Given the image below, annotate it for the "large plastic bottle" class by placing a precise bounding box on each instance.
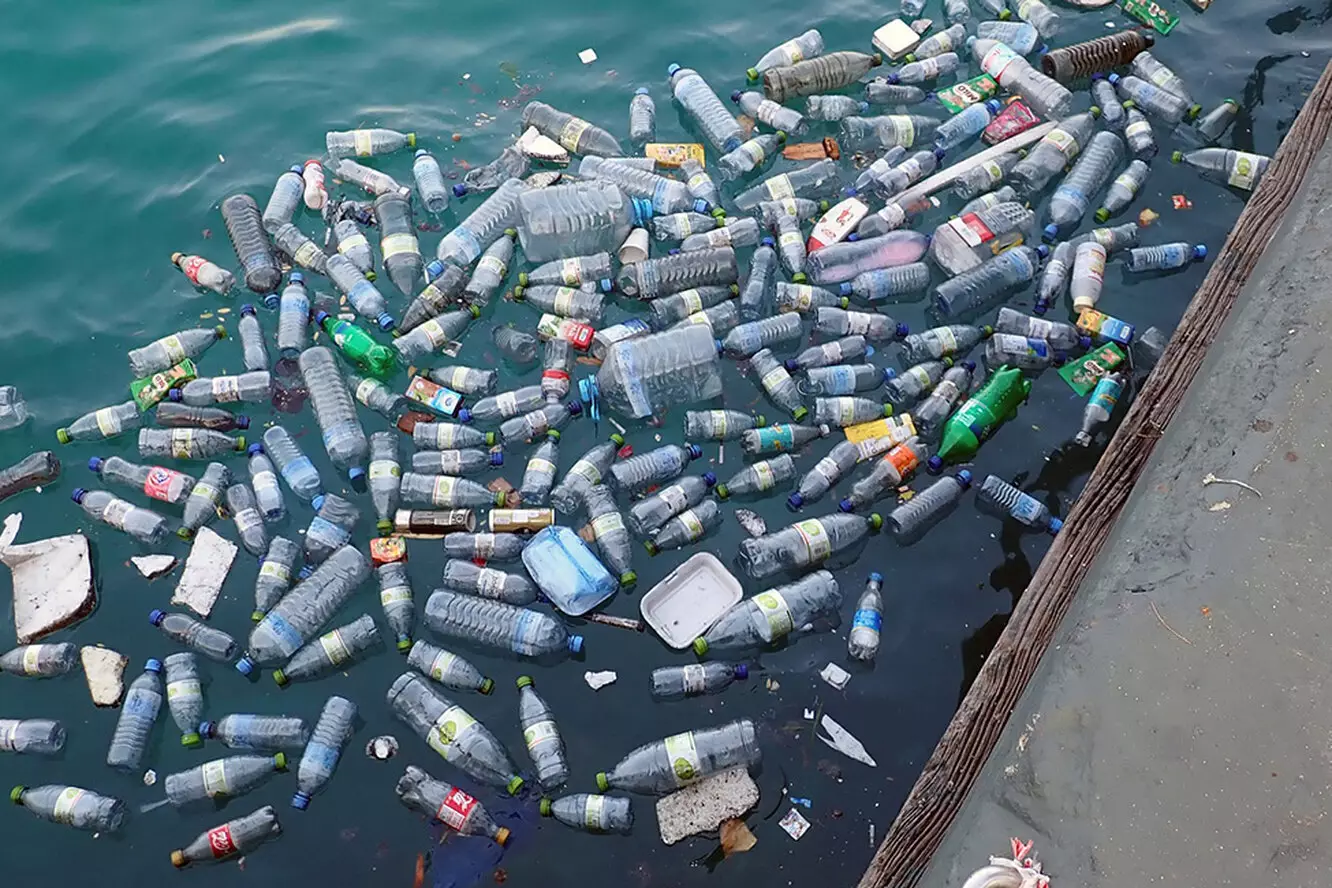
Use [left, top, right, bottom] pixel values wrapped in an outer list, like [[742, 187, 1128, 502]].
[[171, 806, 282, 867], [1111, 73, 1197, 124], [609, 443, 703, 496], [106, 658, 162, 771], [805, 363, 890, 395], [438, 178, 531, 267], [596, 326, 723, 419], [164, 753, 287, 805], [517, 180, 644, 264], [200, 715, 309, 751], [371, 191, 423, 296], [150, 610, 237, 662], [715, 453, 799, 500], [0, 719, 65, 755], [1173, 147, 1271, 192], [667, 64, 744, 153], [934, 246, 1044, 317], [423, 590, 584, 659], [902, 325, 992, 364], [410, 421, 497, 451], [541, 794, 633, 833], [1096, 159, 1151, 222], [842, 118, 941, 155], [11, 784, 126, 832], [442, 560, 537, 605], [407, 639, 494, 694], [395, 765, 511, 844], [1007, 0, 1061, 36], [749, 29, 825, 79], [580, 156, 706, 216], [968, 38, 1072, 120], [386, 672, 524, 793], [734, 159, 841, 212], [577, 486, 634, 586], [616, 247, 739, 299], [128, 327, 227, 378], [298, 347, 368, 483], [71, 488, 168, 544], [788, 438, 887, 510], [596, 719, 760, 793], [651, 286, 736, 327], [521, 101, 622, 156], [155, 403, 249, 432], [171, 371, 271, 407], [694, 575, 842, 651], [732, 90, 808, 135], [888, 470, 972, 543], [236, 545, 370, 675], [87, 456, 194, 507], [1008, 110, 1099, 196], [304, 493, 360, 566], [0, 643, 79, 677], [163, 652, 205, 749], [260, 426, 322, 505], [805, 231, 931, 285], [273, 614, 379, 686], [737, 512, 881, 579], [681, 217, 763, 253], [928, 202, 1035, 276], [762, 52, 883, 103], [221, 194, 281, 294]]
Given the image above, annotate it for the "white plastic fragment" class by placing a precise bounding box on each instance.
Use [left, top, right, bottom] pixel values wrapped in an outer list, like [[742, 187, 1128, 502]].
[[143, 769, 157, 786], [81, 646, 128, 708], [2, 512, 95, 644], [779, 808, 811, 840], [579, 48, 598, 64], [584, 670, 618, 690], [132, 554, 178, 579], [818, 714, 877, 767], [171, 526, 237, 618], [516, 126, 570, 164], [656, 767, 760, 845], [820, 662, 851, 690]]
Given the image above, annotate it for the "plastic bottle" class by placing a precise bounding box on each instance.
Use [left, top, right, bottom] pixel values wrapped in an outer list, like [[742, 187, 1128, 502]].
[[935, 100, 1003, 152], [261, 426, 322, 505], [510, 675, 570, 791], [456, 145, 528, 197], [1125, 243, 1207, 272], [621, 87, 657, 149], [984, 333, 1061, 372], [326, 253, 394, 331], [746, 349, 805, 421], [1070, 241, 1106, 312], [400, 264, 465, 333], [719, 133, 787, 181], [370, 559, 413, 653], [437, 178, 530, 267], [424, 590, 583, 660], [787, 439, 874, 511], [254, 537, 300, 622], [842, 117, 941, 155], [854, 147, 944, 199], [1042, 30, 1152, 82], [128, 327, 226, 378], [236, 545, 370, 674], [595, 718, 759, 793], [580, 156, 705, 216], [549, 434, 625, 514], [737, 513, 881, 579], [0, 643, 78, 677], [1044, 131, 1125, 239], [429, 367, 498, 398], [392, 309, 475, 365], [622, 474, 713, 537], [152, 404, 246, 434], [386, 672, 524, 793], [299, 347, 368, 483], [906, 23, 968, 63], [865, 80, 928, 105], [811, 396, 891, 429], [334, 159, 407, 198], [516, 181, 643, 265], [901, 325, 992, 364], [973, 21, 1038, 53], [643, 498, 720, 554], [411, 449, 500, 477], [398, 474, 505, 510], [651, 662, 748, 700], [347, 374, 403, 421], [71, 488, 168, 544], [395, 765, 511, 843], [803, 363, 885, 395], [106, 658, 162, 771], [729, 92, 807, 138], [597, 326, 724, 419], [1070, 223, 1140, 254], [273, 614, 379, 686], [976, 474, 1062, 533], [1089, 75, 1126, 132], [762, 51, 883, 103], [521, 100, 622, 156], [538, 794, 632, 834], [958, 185, 1020, 217], [172, 252, 235, 296], [171, 371, 271, 408], [887, 53, 960, 86], [333, 218, 374, 276], [1173, 147, 1270, 192], [1196, 99, 1240, 143], [86, 456, 193, 507], [666, 64, 744, 153], [847, 573, 884, 662], [221, 194, 281, 294], [11, 785, 126, 832], [442, 559, 538, 605], [932, 365, 1031, 468], [697, 571, 841, 654], [178, 462, 228, 539], [0, 719, 66, 755], [171, 806, 282, 867], [165, 753, 287, 806], [1095, 159, 1151, 222], [327, 128, 415, 158], [773, 212, 809, 281], [200, 715, 309, 751], [935, 245, 1044, 317], [409, 421, 498, 451], [911, 361, 978, 439], [1008, 110, 1098, 196], [272, 276, 308, 359], [604, 445, 698, 499], [150, 609, 237, 662], [748, 29, 825, 79], [734, 159, 841, 212], [805, 231, 931, 285], [304, 493, 359, 567], [615, 246, 739, 299], [542, 338, 579, 400], [1074, 372, 1126, 446], [260, 165, 303, 235], [1111, 73, 1196, 125], [806, 95, 870, 121], [713, 453, 796, 500], [1122, 104, 1159, 161], [651, 286, 736, 327], [157, 652, 206, 749], [0, 451, 57, 504], [680, 159, 726, 214], [884, 358, 949, 408], [652, 212, 716, 243], [372, 191, 423, 296], [225, 484, 266, 556], [840, 438, 931, 510], [681, 218, 762, 254], [889, 470, 972, 542], [774, 282, 848, 316], [953, 151, 1023, 201], [969, 38, 1071, 119], [499, 401, 581, 446], [928, 203, 1035, 276], [407, 640, 494, 694], [407, 149, 450, 215], [994, 307, 1085, 351], [516, 433, 558, 509], [520, 255, 613, 293], [1128, 50, 1198, 108], [514, 285, 604, 323]]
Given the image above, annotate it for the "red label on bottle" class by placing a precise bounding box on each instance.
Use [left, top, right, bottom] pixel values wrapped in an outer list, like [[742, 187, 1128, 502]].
[[436, 787, 478, 831], [961, 212, 995, 244], [207, 824, 238, 858], [983, 100, 1040, 145], [542, 369, 570, 382], [180, 256, 208, 285], [143, 466, 183, 502]]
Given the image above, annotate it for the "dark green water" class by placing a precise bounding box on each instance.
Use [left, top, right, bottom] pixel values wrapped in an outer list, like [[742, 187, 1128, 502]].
[[0, 1, 1328, 886]]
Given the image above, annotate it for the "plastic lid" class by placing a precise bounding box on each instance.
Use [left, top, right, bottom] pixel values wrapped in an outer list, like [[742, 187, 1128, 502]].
[[956, 469, 974, 487], [567, 634, 585, 654], [691, 637, 709, 656], [792, 272, 807, 284], [702, 471, 718, 487], [240, 303, 256, 317], [731, 88, 744, 101], [457, 408, 473, 423], [291, 791, 311, 810], [171, 850, 187, 869], [985, 99, 1002, 113], [289, 271, 305, 284], [1035, 244, 1050, 260], [609, 432, 625, 446], [596, 772, 611, 792], [245, 442, 263, 458], [786, 492, 804, 511], [539, 798, 553, 816], [517, 272, 530, 286], [896, 322, 911, 339], [148, 609, 166, 626], [87, 456, 104, 473], [516, 675, 534, 689], [869, 571, 884, 583], [1193, 244, 1208, 260], [1078, 335, 1093, 350], [250, 609, 265, 622], [311, 494, 325, 511], [274, 752, 288, 770], [394, 634, 412, 652], [505, 776, 524, 796], [839, 498, 854, 512], [933, 148, 946, 162], [236, 415, 251, 429], [1170, 150, 1184, 163], [1187, 104, 1202, 120], [843, 185, 858, 198], [414, 148, 429, 158], [214, 325, 228, 339], [784, 358, 800, 372], [792, 406, 809, 421], [70, 487, 87, 503], [867, 513, 884, 531], [479, 677, 495, 695], [177, 527, 194, 540], [1094, 207, 1110, 223], [55, 428, 71, 444], [235, 657, 255, 676], [692, 198, 711, 215], [200, 720, 217, 737], [377, 314, 395, 332], [10, 786, 25, 804], [1048, 516, 1064, 534], [599, 278, 613, 293], [635, 86, 651, 96], [546, 430, 561, 442], [714, 484, 730, 500], [166, 389, 183, 402], [181, 732, 202, 748], [567, 400, 583, 417], [145, 658, 163, 673], [644, 540, 660, 556], [687, 443, 702, 459], [314, 309, 331, 325], [1042, 223, 1059, 243], [926, 455, 944, 474], [1108, 73, 1121, 84], [489, 451, 504, 467], [667, 63, 682, 76], [620, 570, 638, 586]]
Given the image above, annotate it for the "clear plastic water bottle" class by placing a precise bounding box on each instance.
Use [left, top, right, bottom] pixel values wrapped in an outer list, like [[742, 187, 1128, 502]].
[[273, 276, 309, 359], [929, 202, 1034, 277], [106, 658, 162, 771], [984, 333, 1059, 372], [737, 512, 881, 579], [429, 366, 498, 397], [680, 158, 726, 211], [805, 363, 889, 395], [852, 146, 944, 199], [1173, 147, 1270, 192], [541, 794, 633, 833], [521, 101, 622, 156], [935, 99, 1002, 152], [334, 158, 407, 198], [302, 493, 358, 568], [407, 639, 494, 694], [443, 559, 538, 604], [847, 572, 884, 661], [261, 164, 304, 235], [161, 652, 205, 748], [651, 662, 748, 700], [865, 80, 928, 105], [1008, 110, 1099, 196], [606, 444, 700, 498], [234, 306, 269, 373], [840, 438, 930, 510], [71, 488, 168, 544], [128, 326, 226, 378], [542, 338, 579, 400], [393, 309, 475, 364], [623, 87, 657, 148], [424, 589, 584, 660], [773, 212, 809, 281], [172, 252, 235, 296], [969, 38, 1072, 119], [748, 29, 825, 79], [291, 696, 356, 810], [668, 64, 744, 153], [625, 474, 715, 538], [812, 396, 892, 428], [806, 95, 870, 121], [254, 537, 300, 622], [681, 217, 762, 254], [179, 462, 229, 540], [912, 362, 978, 440], [616, 246, 739, 299], [299, 347, 368, 483], [326, 252, 394, 331], [399, 474, 506, 509], [889, 470, 972, 543], [1129, 50, 1197, 107], [1085, 74, 1125, 131], [595, 718, 760, 793], [221, 194, 281, 294], [1111, 73, 1197, 124], [1095, 159, 1151, 222], [762, 51, 883, 103], [154, 403, 250, 432], [1122, 103, 1159, 161], [843, 117, 941, 154], [515, 285, 603, 322], [236, 545, 370, 674], [373, 191, 424, 296], [459, 385, 545, 425], [850, 146, 908, 195], [713, 454, 797, 501], [732, 90, 809, 135], [1195, 99, 1239, 143], [580, 485, 635, 584], [718, 133, 787, 181], [171, 371, 271, 407], [906, 23, 968, 63], [224, 483, 267, 556], [150, 609, 237, 662], [935, 245, 1044, 317], [580, 156, 704, 216], [457, 145, 528, 197], [652, 212, 718, 242], [775, 282, 847, 315], [348, 374, 405, 420], [140, 428, 246, 460], [0, 719, 65, 756], [973, 20, 1038, 52], [1007, 0, 1061, 35], [788, 438, 876, 511], [886, 52, 961, 86], [807, 231, 932, 285], [596, 325, 724, 419], [1044, 131, 1125, 238], [327, 128, 415, 158], [958, 184, 1020, 217], [87, 456, 194, 506], [164, 753, 288, 806], [694, 573, 840, 653], [11, 784, 126, 832], [549, 433, 625, 514], [514, 675, 569, 790], [838, 265, 933, 307], [0, 386, 26, 432], [0, 642, 79, 677], [403, 262, 462, 330], [995, 307, 1088, 351], [273, 614, 379, 685], [953, 151, 1023, 201], [498, 400, 581, 446], [749, 348, 807, 420], [262, 426, 322, 504], [1125, 243, 1207, 272], [374, 559, 415, 652], [438, 177, 530, 267], [885, 358, 950, 408], [410, 449, 501, 476], [520, 253, 613, 291], [1071, 223, 1141, 255], [734, 159, 841, 212], [334, 218, 375, 276], [201, 714, 309, 751], [1070, 241, 1106, 312], [395, 765, 512, 843], [408, 149, 450, 215], [519, 433, 560, 507], [976, 474, 1062, 533], [650, 285, 736, 327], [718, 314, 804, 359], [409, 421, 497, 452]]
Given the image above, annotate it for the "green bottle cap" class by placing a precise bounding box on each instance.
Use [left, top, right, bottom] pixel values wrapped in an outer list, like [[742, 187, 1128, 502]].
[[868, 513, 884, 532], [181, 732, 202, 748], [715, 484, 730, 500], [55, 429, 71, 444], [479, 678, 494, 695], [396, 637, 413, 652], [792, 406, 809, 422], [620, 571, 638, 586], [692, 637, 709, 656], [745, 67, 760, 81], [539, 798, 553, 816], [644, 540, 659, 556], [1094, 208, 1110, 223], [595, 772, 610, 792], [516, 675, 533, 689], [506, 776, 525, 796], [10, 786, 26, 804], [214, 326, 228, 340], [250, 609, 265, 623], [272, 669, 288, 687], [273, 752, 288, 770]]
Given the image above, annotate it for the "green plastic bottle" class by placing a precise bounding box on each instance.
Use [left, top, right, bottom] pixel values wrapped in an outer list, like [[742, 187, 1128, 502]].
[[314, 311, 397, 379], [929, 365, 1030, 471]]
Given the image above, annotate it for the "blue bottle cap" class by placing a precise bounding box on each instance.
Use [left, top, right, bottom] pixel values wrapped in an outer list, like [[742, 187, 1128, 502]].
[[240, 303, 257, 317], [144, 658, 163, 674], [87, 457, 104, 473], [148, 609, 165, 625], [457, 408, 473, 424], [167, 389, 183, 402], [311, 494, 325, 512], [786, 492, 804, 511], [263, 293, 280, 309], [896, 322, 911, 338], [761, 236, 774, 247], [847, 232, 861, 242], [843, 185, 859, 198], [933, 148, 946, 162], [376, 313, 395, 332], [235, 657, 254, 676], [1078, 335, 1093, 350], [963, 360, 977, 372], [1108, 72, 1121, 84], [687, 443, 702, 459], [1091, 72, 1105, 82], [784, 358, 800, 372], [926, 455, 944, 475], [425, 259, 445, 281], [1036, 244, 1050, 259], [313, 310, 331, 325], [730, 89, 743, 102], [1048, 516, 1064, 534], [956, 469, 974, 487], [452, 183, 469, 198], [289, 163, 304, 174], [839, 282, 853, 297], [886, 73, 901, 85], [599, 278, 613, 293], [635, 86, 650, 96], [291, 791, 311, 809], [70, 488, 87, 503], [200, 720, 216, 737], [289, 271, 305, 285], [839, 498, 854, 512], [567, 400, 583, 416], [246, 443, 263, 457], [298, 565, 314, 580], [882, 367, 897, 384], [1193, 244, 1208, 260], [985, 99, 1002, 114], [236, 415, 251, 429], [1042, 223, 1059, 243], [349, 466, 366, 482], [568, 635, 585, 654], [869, 571, 884, 583], [667, 63, 682, 77], [692, 198, 710, 215], [715, 339, 725, 353], [489, 451, 504, 466], [702, 471, 718, 487], [734, 663, 749, 679]]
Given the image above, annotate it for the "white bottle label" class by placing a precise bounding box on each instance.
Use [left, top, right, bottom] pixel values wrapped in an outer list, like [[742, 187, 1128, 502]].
[[0, 720, 18, 751], [429, 649, 458, 680], [560, 259, 582, 286], [431, 476, 458, 505], [677, 508, 706, 540], [94, 407, 122, 438], [552, 288, 577, 316], [369, 459, 400, 480], [658, 484, 688, 513], [319, 629, 352, 666], [753, 589, 795, 639], [523, 718, 560, 754], [353, 130, 374, 156], [52, 787, 85, 823], [202, 759, 230, 797], [427, 705, 478, 758], [259, 558, 291, 582], [211, 376, 241, 403], [591, 511, 625, 538], [102, 498, 136, 531], [753, 461, 777, 491], [170, 429, 196, 459], [380, 584, 412, 606], [794, 518, 833, 562], [764, 176, 795, 200], [662, 731, 703, 786], [584, 794, 607, 830], [1228, 152, 1262, 190], [475, 568, 507, 599], [571, 460, 601, 485], [681, 663, 708, 695], [167, 678, 202, 702]]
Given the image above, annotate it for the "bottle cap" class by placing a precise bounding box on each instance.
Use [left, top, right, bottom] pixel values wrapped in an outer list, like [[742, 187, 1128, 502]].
[[87, 457, 105, 473], [692, 198, 711, 215], [457, 408, 473, 423], [240, 303, 256, 317], [567, 400, 583, 417], [1035, 244, 1050, 260], [311, 494, 325, 512], [512, 285, 527, 301], [599, 278, 613, 293], [166, 389, 183, 402], [885, 72, 901, 85], [516, 675, 533, 689], [489, 451, 504, 467], [926, 455, 944, 475], [145, 658, 163, 673], [539, 798, 554, 816], [177, 527, 194, 540], [251, 609, 266, 622], [181, 732, 202, 749], [505, 776, 524, 796], [869, 571, 884, 583], [1042, 223, 1059, 243], [414, 148, 429, 159], [609, 432, 625, 446], [10, 786, 25, 805], [235, 657, 254, 676], [715, 484, 730, 500], [148, 609, 166, 626], [289, 271, 305, 285], [687, 443, 702, 460], [933, 148, 946, 163], [620, 570, 638, 586], [667, 63, 682, 77], [1078, 335, 1093, 350], [495, 827, 512, 846], [313, 309, 331, 326], [1094, 207, 1110, 223], [1048, 516, 1064, 534], [731, 88, 745, 102], [792, 406, 809, 421], [786, 492, 804, 511], [55, 428, 71, 444], [517, 272, 530, 287], [171, 850, 188, 869], [235, 415, 251, 429], [479, 677, 494, 694], [214, 326, 228, 340], [274, 752, 288, 770], [70, 488, 87, 504], [199, 720, 216, 738], [702, 471, 718, 487], [291, 791, 311, 810], [839, 498, 854, 512], [957, 469, 974, 487], [784, 358, 800, 372], [842, 185, 859, 199], [273, 668, 289, 686], [792, 272, 807, 284], [882, 367, 898, 384], [246, 442, 263, 457], [1187, 104, 1202, 120], [567, 635, 585, 654], [1193, 244, 1208, 260], [691, 637, 709, 656], [867, 513, 884, 531], [377, 313, 396, 332], [634, 86, 650, 96]]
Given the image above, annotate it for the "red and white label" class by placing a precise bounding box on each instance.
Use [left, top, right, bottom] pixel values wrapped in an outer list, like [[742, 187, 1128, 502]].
[[144, 466, 184, 502], [947, 213, 995, 248], [808, 198, 868, 251], [208, 824, 238, 858], [180, 256, 208, 285], [436, 786, 479, 831]]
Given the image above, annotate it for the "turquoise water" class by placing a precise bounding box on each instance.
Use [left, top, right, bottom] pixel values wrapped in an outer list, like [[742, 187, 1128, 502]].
[[1, 1, 1329, 885]]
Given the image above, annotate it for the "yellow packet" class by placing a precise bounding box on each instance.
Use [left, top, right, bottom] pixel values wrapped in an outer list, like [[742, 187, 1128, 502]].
[[844, 414, 915, 445], [645, 143, 706, 168]]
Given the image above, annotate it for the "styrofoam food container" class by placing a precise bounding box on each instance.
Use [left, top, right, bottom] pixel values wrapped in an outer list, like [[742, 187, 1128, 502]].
[[639, 552, 742, 649]]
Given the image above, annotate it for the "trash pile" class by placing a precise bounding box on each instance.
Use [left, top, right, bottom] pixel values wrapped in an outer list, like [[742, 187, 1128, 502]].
[[1, 2, 1269, 874]]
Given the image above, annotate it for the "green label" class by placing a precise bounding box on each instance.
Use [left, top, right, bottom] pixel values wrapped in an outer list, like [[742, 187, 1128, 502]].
[[130, 359, 197, 410], [934, 74, 998, 114], [1122, 0, 1179, 33], [1058, 343, 1126, 396]]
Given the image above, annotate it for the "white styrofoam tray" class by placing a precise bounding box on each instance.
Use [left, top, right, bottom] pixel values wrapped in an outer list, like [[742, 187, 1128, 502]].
[[639, 552, 742, 649]]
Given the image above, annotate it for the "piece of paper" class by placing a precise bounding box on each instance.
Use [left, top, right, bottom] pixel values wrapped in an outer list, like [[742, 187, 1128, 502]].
[[578, 48, 598, 64], [818, 714, 877, 767], [584, 670, 617, 690], [779, 808, 811, 840]]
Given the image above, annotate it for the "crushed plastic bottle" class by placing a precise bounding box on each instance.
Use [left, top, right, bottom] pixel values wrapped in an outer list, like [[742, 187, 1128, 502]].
[[969, 38, 1071, 120], [151, 609, 237, 662], [253, 537, 300, 622], [935, 245, 1045, 317], [179, 462, 229, 539], [395, 765, 511, 844], [977, 474, 1062, 534], [737, 513, 881, 579], [304, 493, 359, 567], [1173, 147, 1270, 192], [11, 784, 126, 832], [805, 231, 931, 285], [762, 51, 883, 103], [521, 101, 622, 156]]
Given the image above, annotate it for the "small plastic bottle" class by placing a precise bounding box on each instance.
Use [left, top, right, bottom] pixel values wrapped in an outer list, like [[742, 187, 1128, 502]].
[[57, 401, 141, 445], [0, 719, 66, 756], [847, 573, 884, 662], [0, 643, 79, 677], [11, 784, 126, 832], [1096, 159, 1151, 222], [520, 432, 561, 507], [1125, 243, 1208, 272], [292, 696, 358, 810], [150, 610, 238, 662], [273, 614, 380, 686], [738, 425, 830, 458], [253, 538, 300, 622], [179, 462, 230, 539], [394, 765, 511, 844], [540, 794, 633, 834], [516, 675, 570, 791], [71, 488, 168, 544], [164, 753, 288, 806], [644, 500, 723, 554], [976, 474, 1063, 534], [377, 560, 416, 651], [413, 150, 450, 214], [201, 714, 310, 751], [226, 483, 269, 557], [595, 719, 761, 792], [629, 87, 657, 146], [889, 470, 973, 543], [443, 559, 538, 605], [651, 662, 748, 699], [106, 658, 163, 771], [715, 454, 799, 500], [1070, 242, 1107, 312]]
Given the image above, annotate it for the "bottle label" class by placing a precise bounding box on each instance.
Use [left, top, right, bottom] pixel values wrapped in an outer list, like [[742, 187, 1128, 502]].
[[658, 484, 689, 513], [790, 285, 815, 312], [471, 535, 495, 559], [794, 518, 833, 563], [179, 257, 207, 285], [141, 466, 182, 502], [1011, 492, 1044, 524], [584, 794, 607, 830], [1089, 376, 1122, 413], [206, 824, 238, 859], [980, 42, 1021, 80], [102, 498, 136, 531], [0, 720, 17, 751], [981, 160, 1004, 183], [94, 407, 122, 438], [837, 399, 860, 427], [764, 175, 795, 201], [1124, 118, 1152, 141], [496, 391, 519, 417], [259, 558, 291, 583], [167, 678, 202, 702], [918, 57, 942, 81], [526, 457, 557, 480], [898, 155, 924, 181], [1045, 128, 1080, 160], [308, 515, 349, 549], [739, 139, 768, 169], [936, 327, 959, 354], [170, 429, 196, 459], [509, 607, 545, 653], [778, 230, 803, 250], [947, 213, 995, 248], [161, 335, 187, 365], [551, 288, 577, 317], [429, 425, 459, 448], [478, 254, 507, 278], [813, 455, 841, 484], [211, 376, 241, 403], [420, 319, 450, 349], [431, 476, 458, 506], [380, 584, 412, 607], [1082, 248, 1106, 284], [760, 364, 790, 393], [366, 460, 401, 485], [753, 589, 795, 638], [234, 508, 262, 534], [932, 379, 961, 406], [853, 608, 883, 632], [355, 378, 380, 406], [338, 231, 369, 253], [906, 365, 933, 390], [21, 646, 44, 675], [591, 511, 625, 538], [558, 118, 591, 152], [1147, 67, 1175, 88], [353, 130, 374, 156], [202, 759, 230, 797], [523, 718, 560, 754], [676, 215, 694, 238], [677, 508, 706, 540], [52, 787, 85, 824], [885, 441, 922, 478], [1228, 152, 1262, 190], [681, 663, 708, 695], [428, 705, 478, 757], [560, 259, 583, 286], [435, 786, 479, 831], [752, 460, 777, 490], [475, 568, 507, 599], [429, 649, 457, 680], [703, 227, 732, 248], [252, 470, 279, 500], [264, 611, 304, 656], [190, 482, 218, 504], [525, 408, 551, 438], [662, 731, 703, 786], [1111, 170, 1139, 193], [754, 426, 796, 451], [319, 628, 352, 666], [855, 436, 895, 461]]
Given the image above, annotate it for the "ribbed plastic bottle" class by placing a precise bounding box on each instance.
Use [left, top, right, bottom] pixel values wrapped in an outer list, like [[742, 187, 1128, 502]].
[[935, 245, 1044, 317], [1044, 131, 1125, 239], [423, 590, 583, 659], [221, 195, 281, 294], [890, 470, 972, 543], [1041, 30, 1153, 82], [694, 573, 841, 653], [273, 614, 379, 686], [150, 609, 237, 662], [736, 513, 881, 579], [1111, 73, 1196, 124], [201, 714, 309, 751], [521, 101, 623, 156], [843, 117, 941, 155], [762, 52, 883, 103], [437, 178, 530, 267], [1125, 243, 1207, 272], [837, 266, 932, 307], [515, 675, 569, 790], [976, 474, 1063, 534], [847, 572, 884, 661], [615, 246, 739, 298], [154, 403, 249, 433], [651, 662, 748, 699], [106, 658, 162, 771], [298, 347, 368, 483], [953, 151, 1023, 201], [162, 652, 205, 748], [443, 560, 538, 605], [732, 90, 809, 135], [865, 80, 928, 105], [290, 696, 357, 810], [164, 753, 287, 805], [596, 326, 724, 419], [1173, 147, 1270, 192], [261, 426, 322, 504], [971, 35, 1074, 120], [395, 765, 511, 843], [806, 95, 870, 121], [929, 202, 1035, 276], [911, 362, 978, 440], [733, 159, 841, 212], [0, 643, 79, 677], [1008, 110, 1099, 196], [805, 231, 931, 285], [254, 537, 300, 621], [0, 720, 65, 755], [11, 785, 126, 832]]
